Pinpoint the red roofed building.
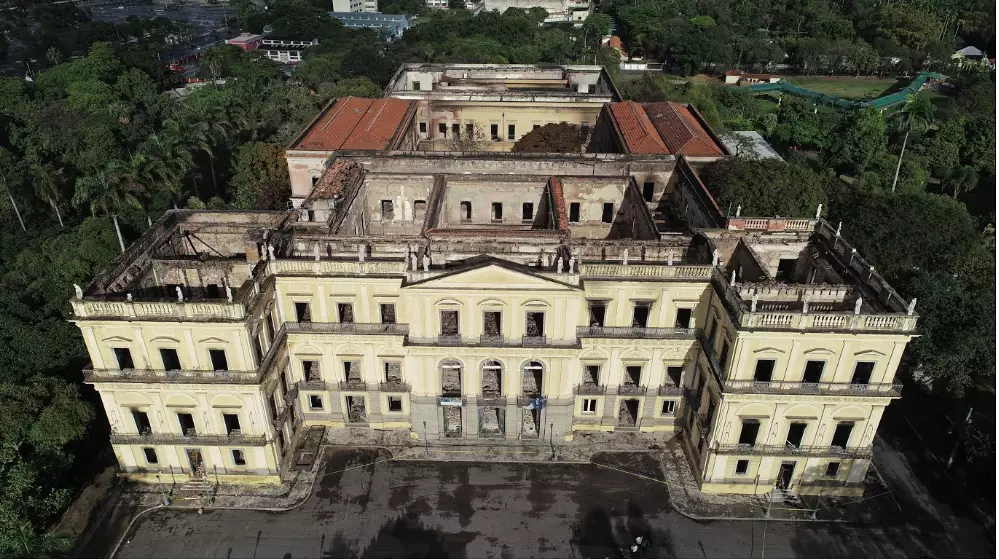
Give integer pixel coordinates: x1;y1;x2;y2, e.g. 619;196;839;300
591;101;729;158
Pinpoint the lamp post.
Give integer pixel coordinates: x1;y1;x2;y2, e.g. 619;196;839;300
423;421;429;458
156;475;170;506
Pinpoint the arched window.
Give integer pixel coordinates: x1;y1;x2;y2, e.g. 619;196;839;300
521;361;544;396
440;360;462;397
481;360;502;396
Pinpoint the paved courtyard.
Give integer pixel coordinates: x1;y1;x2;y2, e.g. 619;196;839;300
113;449;992;559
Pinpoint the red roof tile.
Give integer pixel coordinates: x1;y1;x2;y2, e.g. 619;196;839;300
292;97;413;151
641;102;726;157
608;101;670;154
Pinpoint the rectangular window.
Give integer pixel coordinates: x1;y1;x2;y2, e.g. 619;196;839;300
507;123;516;140
491;202;503;222
802;360;825;383
601;203;614;223
222;413;241;435
465;123;474;137
384;362;402;383
569;202;580;223
719;340;730;371
831;422;854;448
160;348;181;371
232;449;246;466
414;200;427;219
786;422;806;448
252;337;263;367
460;201;472;221
309;395;324;410
380;303;396;324
143;447;158;464
624;365;642;386
706;317;718;347
113;347;135;370
525;311;545;337
490;123;499;140
775;258;797;282
666;366;683;386
735;459;749;475
440;310;459;336
337;303;354;323
294;302;311;323
582;398;597;413
583;364;600;385
302;360;320;381
413;80;421;90
522;202;534;221
581;123;590;138
661;400;676;415
675;308;692;329
380;200;394;220
343;360;361;382
642;181;655;202
738;419;760;446
753;360;776;383
824;462;840;478
438;122;447;139
587;301;606;327
132;410;152;434
419;122;427;134
483;311;501;336
533;124;541;130
387;396;403;412
209;349;228;371
851;362;875;385
177;412;196;435
632;302;651;328
451;123;460;137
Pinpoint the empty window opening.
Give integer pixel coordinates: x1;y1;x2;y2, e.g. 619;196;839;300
451;123;460;138
632;302;652;328
786;422;806;448
642;181;655;202
232;449;246;466
522;361;543;395
345;395;367;423
419;122;427;135
507;124;516;140
143;447;158;464
851;362;874;385
177;412;197;436
618;399;640;427
443;406;462;437
343;360;361;383
666;366;683;386
491;202;503;222
380;303;396;324
490;123;499;140
583;365;600;386
309;395;324;410
674;307;691;329
302;360;320;382
206;284;221;299
581;123;590;137
481;360;502;396
384;362;403;384
413;80;421;90
661;400;676;415
465;123;474;137
337;303;354;323
588;301;607;327
440;310;460;336
754;359;776;383
222;413;241;435
160;348;181;371
483;311;502;337
825;462;840;478
479;407;505;437
438;122;447;139
802;360;825;384
831;422;854;448
380;200;394;220
132;410;152;434
294;302;312;323
523;405;541;438
387;396;403;412
624;365;642;387
706;317;718;347
775;258;797;283
601;203;614;223
735;459;749;475
582;398;597;414
533;124;541;130
209;349;228;371
114;347;135;370
441;361;462;396
719;340;731;371
414;200;427;220
525;311;545;338
460;201;472;221
522;202;534;221
738;419;760;446
569;202;581;223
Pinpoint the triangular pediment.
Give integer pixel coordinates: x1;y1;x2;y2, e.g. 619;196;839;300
408;259;578;292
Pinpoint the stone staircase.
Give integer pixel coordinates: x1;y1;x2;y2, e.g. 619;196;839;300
767;487;801;505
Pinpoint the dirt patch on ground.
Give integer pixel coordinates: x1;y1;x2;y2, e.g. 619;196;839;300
53;460;118;540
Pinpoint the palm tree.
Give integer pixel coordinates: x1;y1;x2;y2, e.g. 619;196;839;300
29;162;65;227
72;159;145;252
945;165;979;199
140;120;195;207
888;95;935;193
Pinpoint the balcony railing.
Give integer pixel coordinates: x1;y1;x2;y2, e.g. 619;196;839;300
476;395;507;407
522;335;547;347
286;322;408;336
575;384;606;395
577;326;699;339
299;380;328;391
84;367;260;384
339;380;370;392
723;379;903;396
479;335;505;346
713;443;873;459
617;384;647;395
110;431;268;446
408;335;576;348
517;394;544;406
658;384;685;396
379;381;411;393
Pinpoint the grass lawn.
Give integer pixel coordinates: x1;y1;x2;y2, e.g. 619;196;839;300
786;76;901;99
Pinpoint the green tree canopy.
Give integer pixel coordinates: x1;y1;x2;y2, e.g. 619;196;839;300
699;158;829;217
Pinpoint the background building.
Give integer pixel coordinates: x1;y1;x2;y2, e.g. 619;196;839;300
329;12;411;40
332;0;379;13
474;0;592;23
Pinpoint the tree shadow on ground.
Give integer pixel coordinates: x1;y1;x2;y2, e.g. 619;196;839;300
324;512;459;559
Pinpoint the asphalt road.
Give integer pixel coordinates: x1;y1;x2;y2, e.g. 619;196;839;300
113;450;991;559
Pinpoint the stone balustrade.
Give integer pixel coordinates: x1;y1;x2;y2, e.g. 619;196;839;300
580;263;714;280
713;443;873;459
72;299;247;321
84;368;260;384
